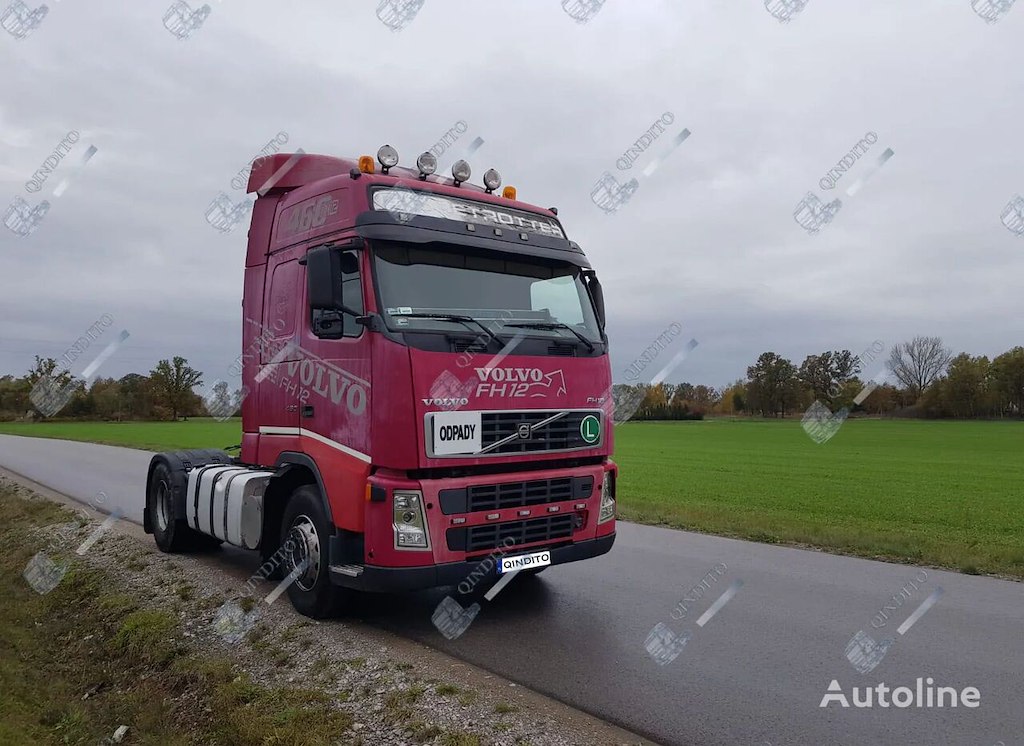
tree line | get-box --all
[620,337,1024,420]
[0,356,223,422]
[1,336,1022,422]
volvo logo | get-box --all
[517,423,532,439]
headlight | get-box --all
[393,491,430,549]
[598,471,616,524]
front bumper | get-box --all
[329,532,615,592]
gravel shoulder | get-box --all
[1,472,653,746]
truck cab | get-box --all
[144,147,616,618]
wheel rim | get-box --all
[155,479,171,532]
[284,515,321,592]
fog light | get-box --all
[377,144,399,173]
[452,159,471,186]
[483,168,501,193]
[416,151,437,178]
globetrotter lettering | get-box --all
[437,423,476,441]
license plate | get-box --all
[497,550,552,574]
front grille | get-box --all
[447,514,576,552]
[480,410,602,455]
[439,476,593,514]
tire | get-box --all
[148,461,212,552]
[279,485,345,619]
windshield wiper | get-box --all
[390,312,500,349]
[505,322,596,353]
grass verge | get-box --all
[0,484,352,745]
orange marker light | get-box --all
[358,155,375,174]
[365,484,372,502]
[502,185,517,200]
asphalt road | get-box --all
[1,434,1020,746]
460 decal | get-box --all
[281,194,339,238]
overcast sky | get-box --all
[2,0,1022,390]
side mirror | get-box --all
[306,246,344,311]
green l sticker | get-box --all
[580,414,601,444]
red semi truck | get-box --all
[144,146,617,617]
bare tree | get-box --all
[886,336,952,399]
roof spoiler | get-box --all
[246,152,356,195]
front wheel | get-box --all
[279,486,347,618]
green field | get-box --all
[1,418,1021,578]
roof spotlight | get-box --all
[377,144,399,174]
[452,159,471,187]
[416,151,437,180]
[483,168,502,194]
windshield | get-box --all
[372,243,601,343]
